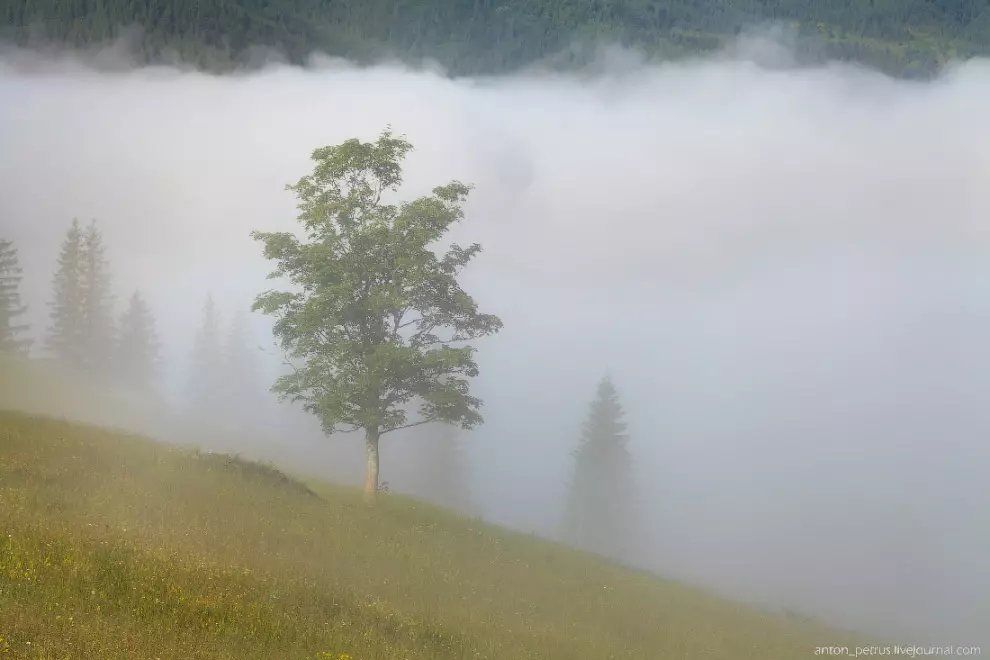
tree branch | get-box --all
[412,334,471,347]
[396,314,421,330]
[379,418,434,436]
[390,308,405,341]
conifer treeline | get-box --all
[0,221,262,418]
[187,294,265,422]
[3,0,987,79]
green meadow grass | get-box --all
[0,409,870,659]
[0,351,868,658]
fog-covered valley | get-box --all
[2,37,988,647]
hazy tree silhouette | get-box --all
[563,375,637,560]
[404,421,476,513]
[220,310,266,427]
[46,219,86,368]
[115,290,160,394]
[0,238,31,356]
[79,220,116,378]
[187,293,225,417]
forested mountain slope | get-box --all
[2,0,989,77]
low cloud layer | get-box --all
[2,36,989,646]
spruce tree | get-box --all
[406,421,475,512]
[563,375,636,560]
[221,310,264,422]
[115,290,160,394]
[0,238,31,356]
[46,219,86,367]
[187,294,225,417]
[79,219,115,377]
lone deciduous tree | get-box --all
[252,129,502,503]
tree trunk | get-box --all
[363,426,380,504]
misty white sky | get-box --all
[1,38,989,646]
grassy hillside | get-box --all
[0,353,165,432]
[0,408,866,659]
[0,352,312,473]
[1,0,988,78]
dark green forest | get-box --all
[1,0,989,78]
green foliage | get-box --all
[2,0,989,78]
[253,129,501,493]
[564,375,637,560]
[115,289,160,394]
[0,410,869,658]
[0,238,31,356]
